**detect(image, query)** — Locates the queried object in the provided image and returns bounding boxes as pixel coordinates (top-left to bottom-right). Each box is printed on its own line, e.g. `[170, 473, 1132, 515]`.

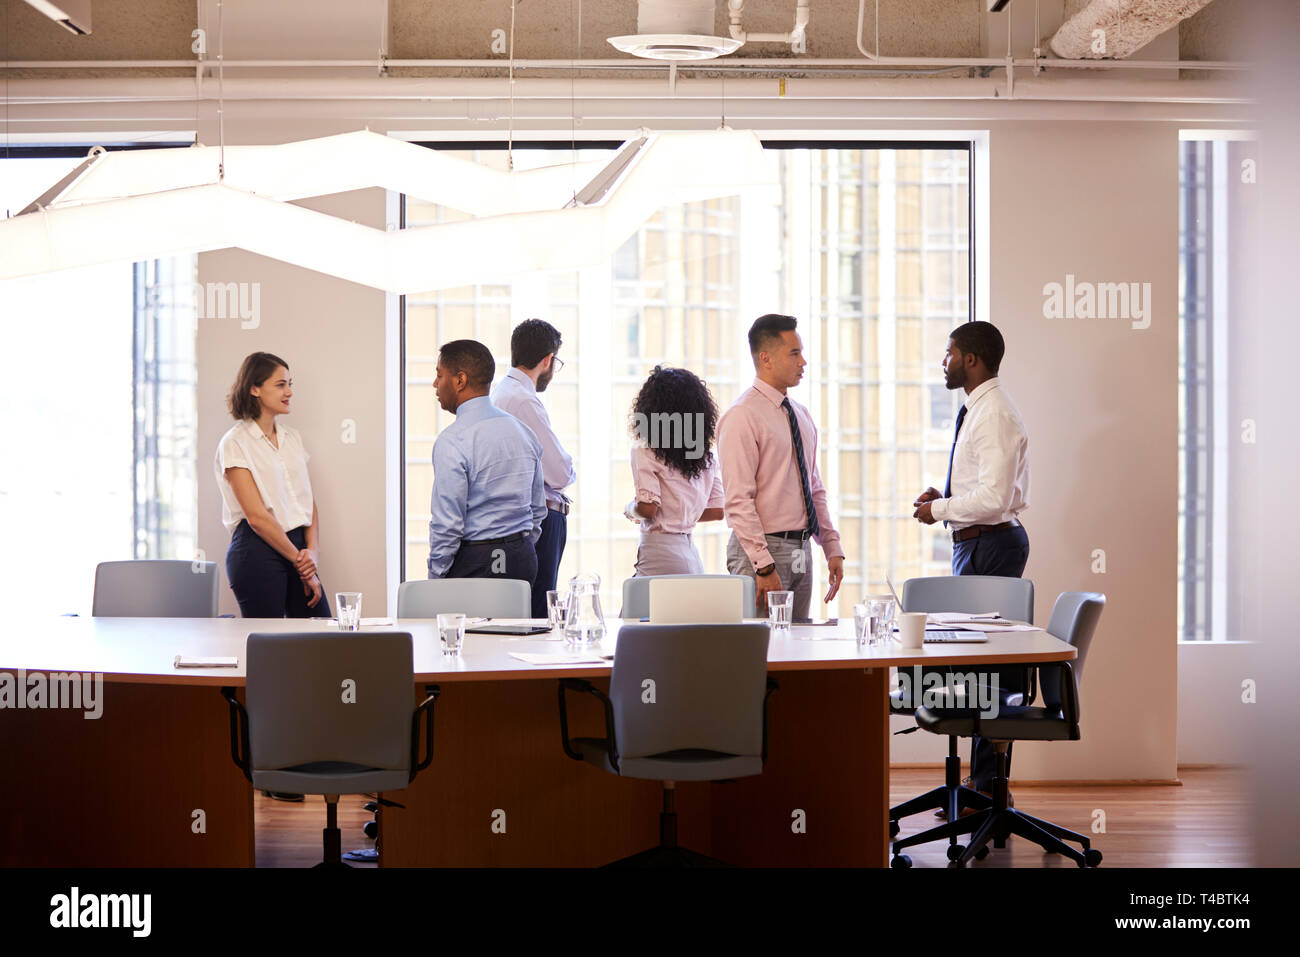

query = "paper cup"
[898, 612, 927, 649]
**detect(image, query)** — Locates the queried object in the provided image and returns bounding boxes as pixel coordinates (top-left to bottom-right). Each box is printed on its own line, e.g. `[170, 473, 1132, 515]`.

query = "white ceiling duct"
[1049, 0, 1218, 60]
[608, 0, 743, 61]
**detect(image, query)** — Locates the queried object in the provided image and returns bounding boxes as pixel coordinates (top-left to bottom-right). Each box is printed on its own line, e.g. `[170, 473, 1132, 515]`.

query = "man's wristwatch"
[755, 563, 777, 577]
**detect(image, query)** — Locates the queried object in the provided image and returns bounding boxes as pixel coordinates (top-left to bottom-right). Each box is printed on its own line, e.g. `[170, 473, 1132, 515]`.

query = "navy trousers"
[445, 535, 538, 587]
[226, 520, 332, 619]
[529, 508, 568, 619]
[952, 523, 1030, 791]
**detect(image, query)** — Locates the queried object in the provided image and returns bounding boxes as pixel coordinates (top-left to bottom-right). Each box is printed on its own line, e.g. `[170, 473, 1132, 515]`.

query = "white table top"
[1, 616, 1076, 686]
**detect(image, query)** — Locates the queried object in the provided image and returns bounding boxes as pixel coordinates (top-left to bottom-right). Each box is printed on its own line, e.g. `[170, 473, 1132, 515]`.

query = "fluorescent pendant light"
[0, 130, 773, 293]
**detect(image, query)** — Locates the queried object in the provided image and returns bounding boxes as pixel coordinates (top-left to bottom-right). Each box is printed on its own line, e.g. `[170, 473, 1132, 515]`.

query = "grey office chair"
[396, 578, 531, 619]
[92, 560, 221, 617]
[620, 574, 756, 620]
[557, 623, 777, 867]
[893, 591, 1106, 868]
[221, 631, 439, 868]
[889, 576, 1036, 847]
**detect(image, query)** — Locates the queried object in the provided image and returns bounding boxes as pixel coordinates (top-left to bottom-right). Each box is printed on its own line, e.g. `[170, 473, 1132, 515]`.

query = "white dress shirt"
[214, 419, 315, 533]
[490, 367, 576, 505]
[930, 378, 1030, 530]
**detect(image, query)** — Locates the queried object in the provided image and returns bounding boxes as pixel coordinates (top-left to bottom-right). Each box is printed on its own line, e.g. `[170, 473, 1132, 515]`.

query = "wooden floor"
[254, 767, 1249, 868]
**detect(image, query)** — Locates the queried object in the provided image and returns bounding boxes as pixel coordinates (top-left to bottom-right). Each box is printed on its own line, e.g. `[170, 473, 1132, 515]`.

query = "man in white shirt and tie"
[912, 320, 1030, 799]
[491, 319, 576, 619]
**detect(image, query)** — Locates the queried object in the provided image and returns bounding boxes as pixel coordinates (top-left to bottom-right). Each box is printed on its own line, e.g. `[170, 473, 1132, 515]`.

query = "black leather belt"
[463, 531, 529, 547]
[952, 521, 1016, 544]
[767, 529, 812, 541]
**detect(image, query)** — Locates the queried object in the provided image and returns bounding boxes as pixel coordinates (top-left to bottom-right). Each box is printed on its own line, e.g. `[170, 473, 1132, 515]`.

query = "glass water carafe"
[563, 573, 605, 646]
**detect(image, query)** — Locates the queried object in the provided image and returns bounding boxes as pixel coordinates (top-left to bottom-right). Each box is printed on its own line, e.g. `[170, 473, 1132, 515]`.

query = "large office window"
[401, 143, 971, 615]
[0, 157, 198, 615]
[1178, 137, 1252, 642]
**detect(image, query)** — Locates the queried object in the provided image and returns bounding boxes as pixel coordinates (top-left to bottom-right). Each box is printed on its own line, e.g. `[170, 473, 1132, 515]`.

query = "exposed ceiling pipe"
[727, 0, 811, 48]
[1049, 0, 1218, 60]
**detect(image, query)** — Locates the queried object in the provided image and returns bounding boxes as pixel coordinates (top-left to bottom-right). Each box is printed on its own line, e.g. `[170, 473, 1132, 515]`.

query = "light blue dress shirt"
[491, 367, 576, 505]
[427, 395, 547, 578]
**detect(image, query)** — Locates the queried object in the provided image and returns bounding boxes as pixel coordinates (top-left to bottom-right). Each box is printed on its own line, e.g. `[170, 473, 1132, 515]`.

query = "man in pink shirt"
[718, 314, 845, 618]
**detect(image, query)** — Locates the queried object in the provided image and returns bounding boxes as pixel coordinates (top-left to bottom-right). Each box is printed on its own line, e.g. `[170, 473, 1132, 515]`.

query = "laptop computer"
[648, 577, 745, 624]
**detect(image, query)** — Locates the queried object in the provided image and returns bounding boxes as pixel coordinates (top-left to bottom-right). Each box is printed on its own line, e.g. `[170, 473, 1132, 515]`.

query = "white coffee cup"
[898, 612, 927, 649]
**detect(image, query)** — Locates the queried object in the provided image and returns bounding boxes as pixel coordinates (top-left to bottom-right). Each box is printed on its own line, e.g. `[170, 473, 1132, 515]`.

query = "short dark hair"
[511, 318, 562, 369]
[748, 313, 798, 356]
[438, 339, 495, 391]
[949, 321, 1005, 375]
[227, 351, 289, 420]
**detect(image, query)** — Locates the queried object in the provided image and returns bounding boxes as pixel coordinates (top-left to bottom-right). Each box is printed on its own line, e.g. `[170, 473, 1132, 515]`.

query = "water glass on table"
[767, 590, 794, 635]
[336, 592, 362, 631]
[546, 590, 568, 631]
[866, 595, 896, 645]
[437, 613, 466, 656]
[853, 602, 875, 647]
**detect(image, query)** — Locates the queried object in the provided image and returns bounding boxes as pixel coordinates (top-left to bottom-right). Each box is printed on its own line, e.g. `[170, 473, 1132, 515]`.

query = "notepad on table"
[174, 655, 238, 668]
[509, 652, 608, 666]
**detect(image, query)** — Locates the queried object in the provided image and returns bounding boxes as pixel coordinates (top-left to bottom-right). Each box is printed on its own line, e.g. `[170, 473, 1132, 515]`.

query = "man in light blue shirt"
[427, 339, 546, 584]
[491, 319, 576, 617]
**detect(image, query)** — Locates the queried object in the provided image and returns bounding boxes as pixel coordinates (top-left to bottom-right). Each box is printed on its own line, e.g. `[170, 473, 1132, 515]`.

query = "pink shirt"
[717, 377, 843, 569]
[631, 445, 724, 534]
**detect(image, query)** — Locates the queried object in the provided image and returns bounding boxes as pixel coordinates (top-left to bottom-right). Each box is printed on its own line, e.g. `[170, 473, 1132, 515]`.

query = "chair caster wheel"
[362, 820, 378, 840]
[1084, 848, 1102, 867]
[889, 820, 900, 838]
[890, 854, 912, 869]
[946, 844, 966, 862]
[974, 846, 990, 861]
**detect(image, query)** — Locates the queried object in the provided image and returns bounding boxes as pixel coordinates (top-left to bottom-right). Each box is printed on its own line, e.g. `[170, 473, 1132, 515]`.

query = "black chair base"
[889, 738, 990, 839]
[312, 795, 353, 869]
[603, 785, 729, 868]
[891, 751, 1101, 868]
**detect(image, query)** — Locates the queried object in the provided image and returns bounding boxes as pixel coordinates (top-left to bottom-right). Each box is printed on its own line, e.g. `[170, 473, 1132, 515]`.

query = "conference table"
[0, 615, 1075, 867]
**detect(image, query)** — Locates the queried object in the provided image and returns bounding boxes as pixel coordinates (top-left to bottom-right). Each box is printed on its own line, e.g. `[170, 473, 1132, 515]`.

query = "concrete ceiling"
[0, 0, 1246, 77]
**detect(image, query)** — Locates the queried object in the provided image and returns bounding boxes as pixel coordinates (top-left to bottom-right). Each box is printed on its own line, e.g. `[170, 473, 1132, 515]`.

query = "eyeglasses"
[552, 355, 565, 374]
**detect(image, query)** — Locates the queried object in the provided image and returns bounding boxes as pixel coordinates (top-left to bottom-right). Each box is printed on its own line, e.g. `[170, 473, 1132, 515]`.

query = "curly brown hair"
[628, 365, 718, 481]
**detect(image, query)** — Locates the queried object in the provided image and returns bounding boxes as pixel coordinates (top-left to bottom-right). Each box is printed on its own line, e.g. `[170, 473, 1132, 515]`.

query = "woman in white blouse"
[622, 366, 725, 576]
[214, 352, 328, 618]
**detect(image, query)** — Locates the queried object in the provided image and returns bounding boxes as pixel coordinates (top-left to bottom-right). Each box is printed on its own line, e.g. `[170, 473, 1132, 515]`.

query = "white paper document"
[173, 655, 238, 668]
[509, 652, 608, 666]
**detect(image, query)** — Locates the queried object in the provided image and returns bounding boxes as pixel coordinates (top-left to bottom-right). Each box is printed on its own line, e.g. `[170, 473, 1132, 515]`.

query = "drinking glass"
[853, 602, 871, 646]
[336, 592, 362, 631]
[546, 590, 568, 631]
[866, 595, 896, 645]
[437, 612, 466, 656]
[767, 590, 794, 635]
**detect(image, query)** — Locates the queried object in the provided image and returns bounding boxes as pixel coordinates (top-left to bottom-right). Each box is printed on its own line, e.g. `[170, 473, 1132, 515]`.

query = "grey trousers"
[634, 531, 704, 577]
[726, 531, 813, 619]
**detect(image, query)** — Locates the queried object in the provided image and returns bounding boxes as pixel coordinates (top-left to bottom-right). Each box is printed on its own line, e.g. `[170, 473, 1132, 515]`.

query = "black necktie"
[946, 405, 967, 501]
[780, 397, 820, 538]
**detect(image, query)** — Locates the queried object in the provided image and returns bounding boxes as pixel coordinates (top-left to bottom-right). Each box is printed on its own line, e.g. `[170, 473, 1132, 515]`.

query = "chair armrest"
[1058, 662, 1081, 738]
[557, 678, 618, 771]
[219, 687, 252, 782]
[409, 684, 441, 780]
[762, 676, 779, 763]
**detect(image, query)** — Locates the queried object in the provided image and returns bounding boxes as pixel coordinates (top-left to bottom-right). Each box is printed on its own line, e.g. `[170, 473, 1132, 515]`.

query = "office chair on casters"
[890, 576, 1035, 845]
[221, 631, 439, 868]
[891, 592, 1105, 868]
[557, 623, 777, 867]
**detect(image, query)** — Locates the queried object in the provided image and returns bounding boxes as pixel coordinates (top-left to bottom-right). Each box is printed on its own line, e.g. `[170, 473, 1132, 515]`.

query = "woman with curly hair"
[622, 365, 725, 576]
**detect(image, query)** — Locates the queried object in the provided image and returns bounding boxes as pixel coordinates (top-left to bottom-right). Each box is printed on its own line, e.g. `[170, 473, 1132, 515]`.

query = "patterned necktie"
[941, 404, 968, 529]
[780, 397, 820, 538]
